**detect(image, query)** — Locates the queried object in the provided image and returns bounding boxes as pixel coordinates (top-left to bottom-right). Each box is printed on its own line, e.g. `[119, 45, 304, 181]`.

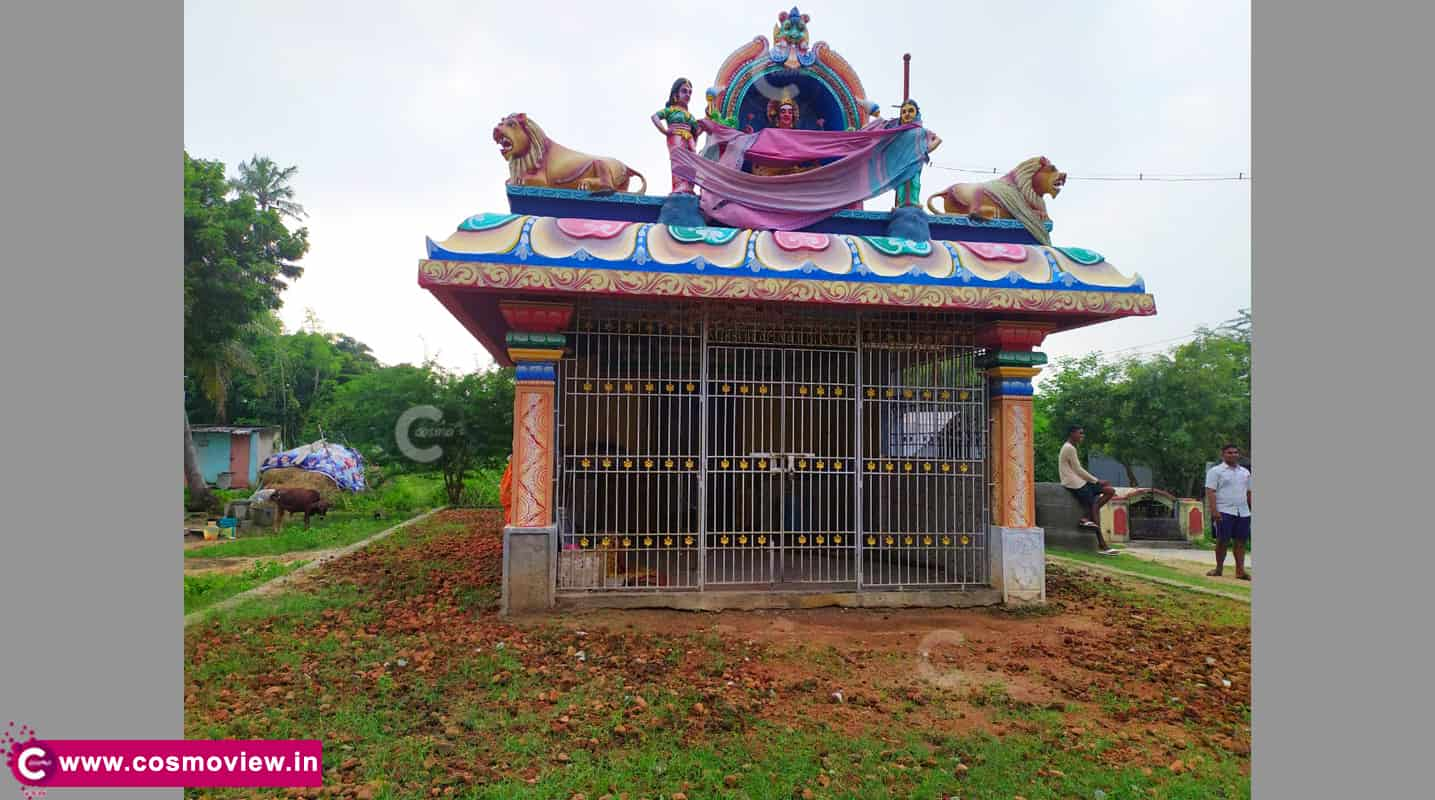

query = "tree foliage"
[1035, 310, 1251, 496]
[230, 155, 308, 221]
[312, 363, 515, 504]
[183, 151, 516, 504]
[183, 152, 309, 421]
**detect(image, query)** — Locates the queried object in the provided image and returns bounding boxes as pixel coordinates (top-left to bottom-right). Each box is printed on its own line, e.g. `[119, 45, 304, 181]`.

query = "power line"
[928, 162, 1250, 182]
[1095, 332, 1203, 356]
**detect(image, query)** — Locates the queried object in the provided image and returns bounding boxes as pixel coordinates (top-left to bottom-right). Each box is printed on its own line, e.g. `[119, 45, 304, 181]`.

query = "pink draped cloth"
[670, 120, 930, 230]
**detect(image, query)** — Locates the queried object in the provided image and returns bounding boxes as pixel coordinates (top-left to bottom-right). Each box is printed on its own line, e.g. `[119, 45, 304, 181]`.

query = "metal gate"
[554, 301, 987, 593]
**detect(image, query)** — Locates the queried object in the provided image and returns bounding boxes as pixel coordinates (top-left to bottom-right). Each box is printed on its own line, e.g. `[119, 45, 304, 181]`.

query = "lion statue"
[926, 156, 1067, 245]
[493, 113, 647, 194]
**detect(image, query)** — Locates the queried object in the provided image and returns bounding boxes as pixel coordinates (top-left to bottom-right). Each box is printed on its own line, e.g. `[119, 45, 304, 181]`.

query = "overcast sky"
[184, 0, 1249, 383]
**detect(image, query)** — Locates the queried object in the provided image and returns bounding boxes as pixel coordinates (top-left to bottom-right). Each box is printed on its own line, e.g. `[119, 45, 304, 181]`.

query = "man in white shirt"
[1058, 425, 1118, 554]
[1205, 444, 1252, 581]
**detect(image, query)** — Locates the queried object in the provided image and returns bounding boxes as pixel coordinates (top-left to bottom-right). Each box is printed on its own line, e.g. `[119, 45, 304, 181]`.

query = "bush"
[427, 468, 503, 508]
[331, 473, 442, 516]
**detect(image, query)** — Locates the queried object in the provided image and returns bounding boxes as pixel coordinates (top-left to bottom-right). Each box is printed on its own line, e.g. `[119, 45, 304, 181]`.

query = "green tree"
[1031, 400, 1060, 484]
[311, 363, 439, 467]
[1035, 315, 1251, 496]
[1038, 353, 1137, 482]
[184, 153, 309, 422]
[311, 363, 515, 503]
[230, 155, 307, 221]
[1118, 330, 1250, 495]
[425, 368, 517, 504]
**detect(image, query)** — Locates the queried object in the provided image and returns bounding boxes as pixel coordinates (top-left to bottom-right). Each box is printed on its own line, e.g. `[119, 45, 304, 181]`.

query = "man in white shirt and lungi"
[1205, 444, 1252, 581]
[1059, 425, 1118, 554]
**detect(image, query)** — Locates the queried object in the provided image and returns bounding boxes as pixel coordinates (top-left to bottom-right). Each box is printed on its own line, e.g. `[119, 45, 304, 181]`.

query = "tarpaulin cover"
[668, 121, 931, 230]
[260, 440, 367, 493]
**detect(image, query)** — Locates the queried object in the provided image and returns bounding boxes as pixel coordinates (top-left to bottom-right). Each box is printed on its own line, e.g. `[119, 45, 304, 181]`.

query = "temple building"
[417, 7, 1155, 612]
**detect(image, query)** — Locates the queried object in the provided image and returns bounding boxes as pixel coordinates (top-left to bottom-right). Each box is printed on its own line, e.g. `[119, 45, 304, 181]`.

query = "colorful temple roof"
[419, 209, 1154, 366]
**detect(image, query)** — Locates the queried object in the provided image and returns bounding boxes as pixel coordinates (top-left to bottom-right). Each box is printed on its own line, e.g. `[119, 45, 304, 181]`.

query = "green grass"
[207, 579, 371, 628]
[1049, 547, 1250, 598]
[183, 559, 307, 614]
[186, 472, 453, 559]
[185, 513, 1249, 800]
[187, 681, 1248, 800]
[185, 511, 425, 559]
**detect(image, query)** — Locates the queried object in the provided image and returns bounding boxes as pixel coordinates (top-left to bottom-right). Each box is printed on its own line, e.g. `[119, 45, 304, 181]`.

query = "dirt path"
[182, 507, 448, 626]
[184, 550, 335, 576]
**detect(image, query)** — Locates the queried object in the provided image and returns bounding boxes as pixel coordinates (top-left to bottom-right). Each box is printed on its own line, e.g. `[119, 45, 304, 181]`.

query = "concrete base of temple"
[657, 192, 705, 227]
[884, 205, 933, 242]
[501, 525, 556, 616]
[988, 526, 1046, 605]
[554, 587, 1002, 611]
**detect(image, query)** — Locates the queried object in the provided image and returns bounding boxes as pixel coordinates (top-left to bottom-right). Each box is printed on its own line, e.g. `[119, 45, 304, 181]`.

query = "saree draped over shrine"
[669, 120, 932, 230]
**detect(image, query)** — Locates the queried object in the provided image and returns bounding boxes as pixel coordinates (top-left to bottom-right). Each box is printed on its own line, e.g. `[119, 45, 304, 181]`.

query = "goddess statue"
[651, 77, 701, 194]
[751, 94, 822, 176]
[867, 98, 942, 208]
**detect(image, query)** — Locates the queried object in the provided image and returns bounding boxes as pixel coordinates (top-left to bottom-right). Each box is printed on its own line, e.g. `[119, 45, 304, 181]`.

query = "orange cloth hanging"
[499, 458, 514, 525]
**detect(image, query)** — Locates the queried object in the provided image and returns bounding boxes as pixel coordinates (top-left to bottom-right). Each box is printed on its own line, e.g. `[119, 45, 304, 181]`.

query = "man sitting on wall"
[1059, 425, 1119, 554]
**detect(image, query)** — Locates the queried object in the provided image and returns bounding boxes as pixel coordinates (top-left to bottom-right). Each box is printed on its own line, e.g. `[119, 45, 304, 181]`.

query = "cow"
[268, 488, 331, 530]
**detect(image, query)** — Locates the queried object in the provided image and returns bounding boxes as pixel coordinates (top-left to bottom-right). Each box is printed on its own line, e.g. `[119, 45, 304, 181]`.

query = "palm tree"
[190, 338, 259, 424]
[230, 155, 307, 221]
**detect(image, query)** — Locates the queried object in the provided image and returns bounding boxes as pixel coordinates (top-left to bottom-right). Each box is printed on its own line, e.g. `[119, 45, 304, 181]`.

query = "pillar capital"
[498, 301, 573, 333]
[506, 333, 565, 373]
[975, 321, 1053, 352]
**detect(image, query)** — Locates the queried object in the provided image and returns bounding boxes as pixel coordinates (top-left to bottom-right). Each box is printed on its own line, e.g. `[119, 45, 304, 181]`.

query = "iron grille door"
[858, 331, 988, 589]
[704, 344, 857, 587]
[775, 346, 857, 585]
[705, 345, 784, 586]
[555, 312, 702, 591]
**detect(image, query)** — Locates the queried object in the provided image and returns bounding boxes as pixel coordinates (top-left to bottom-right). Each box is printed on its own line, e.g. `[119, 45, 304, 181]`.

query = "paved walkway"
[1122, 546, 1252, 567]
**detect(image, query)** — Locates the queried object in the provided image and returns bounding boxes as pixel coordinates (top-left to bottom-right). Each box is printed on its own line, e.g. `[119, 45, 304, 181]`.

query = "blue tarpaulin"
[259, 440, 367, 493]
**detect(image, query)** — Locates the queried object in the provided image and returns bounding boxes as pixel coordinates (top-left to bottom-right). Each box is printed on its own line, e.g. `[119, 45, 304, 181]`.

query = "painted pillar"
[977, 322, 1051, 528]
[978, 322, 1051, 605]
[499, 301, 571, 528]
[497, 300, 571, 615]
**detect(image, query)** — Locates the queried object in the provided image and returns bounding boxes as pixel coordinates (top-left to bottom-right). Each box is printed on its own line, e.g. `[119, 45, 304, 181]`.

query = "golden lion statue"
[493, 113, 646, 194]
[926, 156, 1067, 245]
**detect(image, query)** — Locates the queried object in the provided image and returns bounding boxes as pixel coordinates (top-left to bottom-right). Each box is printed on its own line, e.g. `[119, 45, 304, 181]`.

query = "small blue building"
[189, 426, 282, 489]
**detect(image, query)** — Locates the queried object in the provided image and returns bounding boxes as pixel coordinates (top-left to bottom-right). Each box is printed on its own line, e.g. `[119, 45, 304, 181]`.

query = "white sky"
[184, 0, 1249, 383]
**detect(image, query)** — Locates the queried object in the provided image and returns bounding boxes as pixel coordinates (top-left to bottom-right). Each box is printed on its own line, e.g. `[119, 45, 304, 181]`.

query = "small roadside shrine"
[416, 7, 1155, 613]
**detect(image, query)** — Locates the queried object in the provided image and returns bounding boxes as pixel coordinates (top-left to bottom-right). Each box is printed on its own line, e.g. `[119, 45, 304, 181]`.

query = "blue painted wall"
[192, 431, 232, 484]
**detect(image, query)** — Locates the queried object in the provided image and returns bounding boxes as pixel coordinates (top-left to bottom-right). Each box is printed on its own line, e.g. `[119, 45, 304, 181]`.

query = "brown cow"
[269, 488, 331, 530]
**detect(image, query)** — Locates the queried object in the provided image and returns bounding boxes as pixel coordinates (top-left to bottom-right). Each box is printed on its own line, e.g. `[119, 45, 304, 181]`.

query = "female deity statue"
[768, 97, 800, 130]
[651, 77, 700, 194]
[872, 99, 942, 208]
[752, 95, 821, 176]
